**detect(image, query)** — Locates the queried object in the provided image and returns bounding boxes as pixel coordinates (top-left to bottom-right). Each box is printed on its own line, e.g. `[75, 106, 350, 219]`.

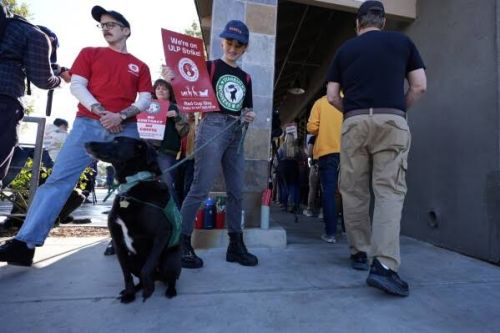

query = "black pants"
[0, 96, 24, 184]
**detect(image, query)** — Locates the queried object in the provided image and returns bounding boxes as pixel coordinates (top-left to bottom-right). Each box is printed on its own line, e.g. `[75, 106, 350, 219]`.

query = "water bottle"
[215, 196, 226, 229]
[203, 197, 215, 229]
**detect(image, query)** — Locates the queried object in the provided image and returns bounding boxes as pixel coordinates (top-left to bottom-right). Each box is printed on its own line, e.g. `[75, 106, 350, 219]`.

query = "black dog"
[85, 137, 181, 303]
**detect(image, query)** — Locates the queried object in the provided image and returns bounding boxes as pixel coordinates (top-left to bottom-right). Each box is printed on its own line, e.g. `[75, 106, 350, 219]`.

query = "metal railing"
[21, 116, 46, 207]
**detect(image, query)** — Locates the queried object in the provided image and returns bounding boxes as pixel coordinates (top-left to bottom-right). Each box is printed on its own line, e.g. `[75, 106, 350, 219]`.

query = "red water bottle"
[215, 211, 225, 229]
[195, 207, 204, 229]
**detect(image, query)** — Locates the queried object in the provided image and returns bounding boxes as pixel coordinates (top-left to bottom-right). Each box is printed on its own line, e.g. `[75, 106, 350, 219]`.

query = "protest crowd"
[0, 1, 426, 298]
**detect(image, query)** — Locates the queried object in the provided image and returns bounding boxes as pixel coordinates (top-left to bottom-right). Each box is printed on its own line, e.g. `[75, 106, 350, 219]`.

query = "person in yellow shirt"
[307, 95, 343, 243]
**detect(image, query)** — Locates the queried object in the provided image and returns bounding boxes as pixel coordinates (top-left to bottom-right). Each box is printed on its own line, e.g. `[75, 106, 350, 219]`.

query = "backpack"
[0, 3, 12, 42]
[0, 4, 34, 64]
[0, 5, 55, 96]
[0, 4, 31, 44]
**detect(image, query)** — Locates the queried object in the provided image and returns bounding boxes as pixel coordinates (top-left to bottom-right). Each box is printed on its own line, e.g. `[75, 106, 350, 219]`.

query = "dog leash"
[160, 115, 247, 175]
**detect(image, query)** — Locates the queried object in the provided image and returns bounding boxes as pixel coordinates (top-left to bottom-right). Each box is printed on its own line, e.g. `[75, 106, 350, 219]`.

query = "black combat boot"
[181, 234, 203, 269]
[226, 232, 258, 266]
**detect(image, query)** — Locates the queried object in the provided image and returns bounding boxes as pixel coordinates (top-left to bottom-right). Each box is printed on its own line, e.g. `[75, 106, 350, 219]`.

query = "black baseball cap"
[219, 20, 249, 45]
[91, 6, 130, 29]
[357, 1, 385, 18]
[53, 118, 68, 127]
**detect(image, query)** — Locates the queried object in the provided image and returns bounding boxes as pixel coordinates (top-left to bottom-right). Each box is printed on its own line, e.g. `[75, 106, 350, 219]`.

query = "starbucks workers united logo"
[216, 75, 246, 112]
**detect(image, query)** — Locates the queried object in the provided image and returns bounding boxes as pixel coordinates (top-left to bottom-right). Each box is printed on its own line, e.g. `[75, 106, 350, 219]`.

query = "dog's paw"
[118, 289, 136, 304]
[142, 282, 155, 302]
[165, 286, 177, 299]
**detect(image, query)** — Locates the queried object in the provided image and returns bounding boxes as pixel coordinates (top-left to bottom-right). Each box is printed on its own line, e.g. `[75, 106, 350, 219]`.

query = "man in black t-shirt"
[326, 1, 427, 297]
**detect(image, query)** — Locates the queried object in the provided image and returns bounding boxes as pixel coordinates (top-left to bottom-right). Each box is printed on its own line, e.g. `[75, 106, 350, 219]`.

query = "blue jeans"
[156, 151, 179, 208]
[284, 183, 299, 210]
[319, 153, 340, 236]
[180, 113, 244, 235]
[182, 158, 194, 201]
[277, 174, 287, 206]
[16, 117, 139, 246]
[281, 159, 299, 210]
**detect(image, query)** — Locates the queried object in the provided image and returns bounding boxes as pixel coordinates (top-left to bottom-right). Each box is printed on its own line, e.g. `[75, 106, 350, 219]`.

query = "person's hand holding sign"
[161, 64, 176, 83]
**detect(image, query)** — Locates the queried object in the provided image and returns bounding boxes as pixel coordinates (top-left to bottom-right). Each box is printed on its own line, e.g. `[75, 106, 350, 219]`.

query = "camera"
[50, 63, 69, 76]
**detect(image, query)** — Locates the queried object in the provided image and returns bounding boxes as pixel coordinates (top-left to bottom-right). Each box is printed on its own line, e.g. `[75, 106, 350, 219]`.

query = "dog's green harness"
[116, 171, 181, 248]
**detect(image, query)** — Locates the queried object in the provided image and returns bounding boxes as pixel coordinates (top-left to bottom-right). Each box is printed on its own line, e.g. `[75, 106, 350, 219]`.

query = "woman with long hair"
[151, 79, 189, 207]
[278, 133, 300, 213]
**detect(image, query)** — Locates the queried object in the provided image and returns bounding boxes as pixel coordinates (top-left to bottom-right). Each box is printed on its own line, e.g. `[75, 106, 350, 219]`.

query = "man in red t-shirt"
[0, 6, 152, 266]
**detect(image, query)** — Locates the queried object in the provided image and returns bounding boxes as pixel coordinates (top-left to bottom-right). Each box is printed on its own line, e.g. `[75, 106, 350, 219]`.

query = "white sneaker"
[318, 212, 323, 219]
[303, 209, 313, 217]
[321, 234, 336, 243]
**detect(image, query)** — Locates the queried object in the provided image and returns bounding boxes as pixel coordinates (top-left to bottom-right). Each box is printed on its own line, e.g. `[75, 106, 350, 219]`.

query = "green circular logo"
[216, 75, 246, 112]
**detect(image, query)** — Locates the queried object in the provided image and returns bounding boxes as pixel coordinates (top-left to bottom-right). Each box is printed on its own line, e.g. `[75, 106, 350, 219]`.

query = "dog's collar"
[118, 171, 156, 194]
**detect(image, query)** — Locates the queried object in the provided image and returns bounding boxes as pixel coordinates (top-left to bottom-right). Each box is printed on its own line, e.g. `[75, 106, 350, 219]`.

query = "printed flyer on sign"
[136, 100, 169, 140]
[162, 29, 219, 113]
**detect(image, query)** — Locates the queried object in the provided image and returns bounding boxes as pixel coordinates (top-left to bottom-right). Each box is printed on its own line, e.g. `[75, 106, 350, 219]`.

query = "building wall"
[209, 0, 277, 226]
[293, 0, 416, 20]
[403, 0, 500, 262]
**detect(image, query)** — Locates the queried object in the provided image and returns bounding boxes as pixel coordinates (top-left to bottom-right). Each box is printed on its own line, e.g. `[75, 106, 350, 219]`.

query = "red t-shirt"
[71, 47, 152, 120]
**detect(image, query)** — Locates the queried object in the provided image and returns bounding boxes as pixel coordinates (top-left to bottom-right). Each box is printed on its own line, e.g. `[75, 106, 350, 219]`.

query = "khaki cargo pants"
[339, 114, 411, 271]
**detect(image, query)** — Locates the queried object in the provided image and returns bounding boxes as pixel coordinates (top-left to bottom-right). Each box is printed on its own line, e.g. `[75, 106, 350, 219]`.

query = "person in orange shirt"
[307, 95, 343, 243]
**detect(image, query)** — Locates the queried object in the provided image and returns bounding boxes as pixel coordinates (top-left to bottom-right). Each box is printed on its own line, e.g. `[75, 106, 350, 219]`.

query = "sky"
[19, 0, 199, 143]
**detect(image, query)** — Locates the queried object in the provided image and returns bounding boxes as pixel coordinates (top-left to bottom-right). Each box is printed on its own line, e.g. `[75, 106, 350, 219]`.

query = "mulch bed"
[0, 226, 110, 238]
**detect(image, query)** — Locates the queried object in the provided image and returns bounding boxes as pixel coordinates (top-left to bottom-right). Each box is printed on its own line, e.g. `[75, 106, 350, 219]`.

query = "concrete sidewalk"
[1, 206, 500, 332]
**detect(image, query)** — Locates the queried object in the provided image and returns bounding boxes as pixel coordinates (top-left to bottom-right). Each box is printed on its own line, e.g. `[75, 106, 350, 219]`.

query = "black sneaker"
[350, 251, 369, 271]
[181, 234, 203, 269]
[0, 239, 35, 266]
[366, 258, 409, 297]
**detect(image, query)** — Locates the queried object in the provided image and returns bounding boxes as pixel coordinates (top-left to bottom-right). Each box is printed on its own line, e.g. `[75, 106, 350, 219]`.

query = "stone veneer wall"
[208, 0, 277, 227]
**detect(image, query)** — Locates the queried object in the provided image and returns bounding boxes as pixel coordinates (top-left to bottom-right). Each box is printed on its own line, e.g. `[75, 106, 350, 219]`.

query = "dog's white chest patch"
[119, 199, 130, 208]
[115, 217, 137, 254]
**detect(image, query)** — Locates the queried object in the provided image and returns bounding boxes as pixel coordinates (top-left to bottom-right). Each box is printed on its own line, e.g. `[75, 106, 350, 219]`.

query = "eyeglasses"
[224, 39, 246, 49]
[97, 22, 124, 30]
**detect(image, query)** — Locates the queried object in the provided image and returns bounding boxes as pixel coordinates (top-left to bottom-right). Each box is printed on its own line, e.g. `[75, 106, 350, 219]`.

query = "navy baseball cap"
[91, 6, 130, 29]
[357, 1, 385, 18]
[219, 20, 249, 45]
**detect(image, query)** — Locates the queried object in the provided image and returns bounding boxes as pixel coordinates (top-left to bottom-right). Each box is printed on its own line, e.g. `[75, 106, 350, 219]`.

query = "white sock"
[380, 261, 390, 270]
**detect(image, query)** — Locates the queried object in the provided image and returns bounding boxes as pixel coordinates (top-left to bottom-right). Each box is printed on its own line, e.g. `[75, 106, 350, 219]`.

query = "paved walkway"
[1, 197, 500, 332]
